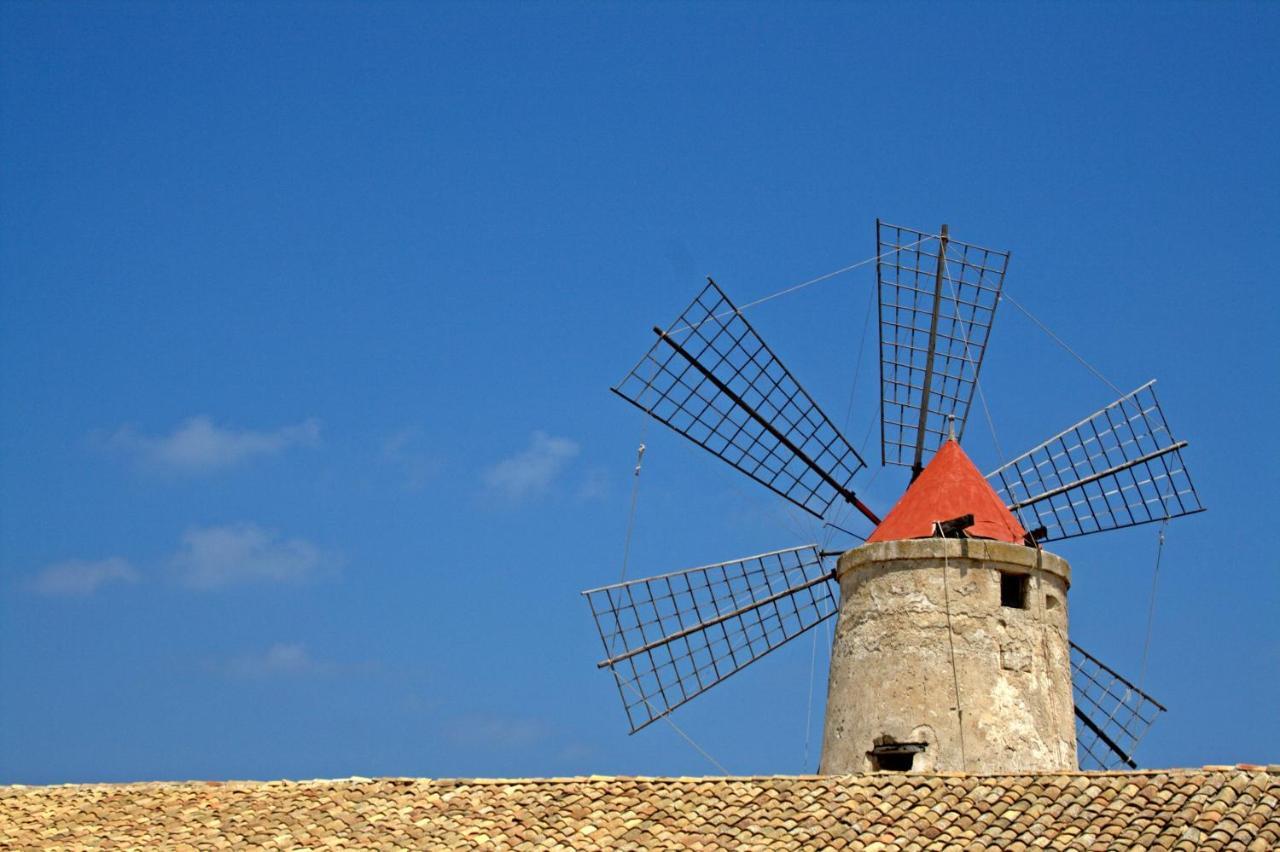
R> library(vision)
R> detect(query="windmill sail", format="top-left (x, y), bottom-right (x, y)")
top-left (1070, 641), bottom-right (1166, 770)
top-left (583, 545), bottom-right (837, 733)
top-left (877, 220), bottom-right (1009, 474)
top-left (613, 279), bottom-right (876, 522)
top-left (987, 381), bottom-right (1204, 542)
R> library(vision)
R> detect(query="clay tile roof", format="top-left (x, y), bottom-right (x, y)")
top-left (3, 767), bottom-right (1278, 849)
top-left (868, 439), bottom-right (1027, 544)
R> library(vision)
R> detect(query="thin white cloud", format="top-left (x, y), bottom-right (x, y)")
top-left (557, 742), bottom-right (597, 762)
top-left (576, 467), bottom-right (610, 501)
top-left (106, 416), bottom-right (320, 473)
top-left (482, 431), bottom-right (579, 500)
top-left (225, 643), bottom-right (324, 678)
top-left (381, 427), bottom-right (438, 491)
top-left (28, 557), bottom-right (139, 596)
top-left (170, 523), bottom-right (335, 590)
top-left (444, 714), bottom-right (549, 749)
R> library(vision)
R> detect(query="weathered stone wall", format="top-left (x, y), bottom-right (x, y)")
top-left (819, 538), bottom-right (1076, 774)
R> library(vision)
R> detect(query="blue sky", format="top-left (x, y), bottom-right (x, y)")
top-left (1, 2), bottom-right (1277, 784)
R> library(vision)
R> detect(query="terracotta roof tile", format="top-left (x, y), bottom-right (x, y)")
top-left (2, 768), bottom-right (1277, 850)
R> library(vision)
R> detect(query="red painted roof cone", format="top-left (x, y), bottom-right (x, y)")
top-left (867, 439), bottom-right (1027, 544)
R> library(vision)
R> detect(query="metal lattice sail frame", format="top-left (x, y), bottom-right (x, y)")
top-left (584, 546), bottom-right (1168, 769)
top-left (583, 546), bottom-right (838, 733)
top-left (589, 222), bottom-right (1191, 766)
top-left (987, 381), bottom-right (1205, 541)
top-left (613, 279), bottom-right (877, 523)
top-left (1070, 641), bottom-right (1167, 770)
top-left (877, 220), bottom-right (1009, 475)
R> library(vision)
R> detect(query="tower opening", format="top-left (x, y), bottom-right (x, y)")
top-left (1000, 571), bottom-right (1029, 609)
top-left (868, 741), bottom-right (926, 772)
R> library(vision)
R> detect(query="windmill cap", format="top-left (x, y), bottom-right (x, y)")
top-left (867, 439), bottom-right (1028, 544)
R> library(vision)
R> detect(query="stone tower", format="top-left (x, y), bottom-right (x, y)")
top-left (819, 440), bottom-right (1077, 774)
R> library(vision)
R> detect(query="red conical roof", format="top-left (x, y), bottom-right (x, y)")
top-left (867, 439), bottom-right (1027, 544)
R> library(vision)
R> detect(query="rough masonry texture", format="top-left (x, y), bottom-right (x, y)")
top-left (821, 538), bottom-right (1075, 774)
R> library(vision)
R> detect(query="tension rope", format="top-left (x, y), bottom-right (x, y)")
top-left (1001, 291), bottom-right (1123, 396)
top-left (802, 594), bottom-right (829, 772)
top-left (668, 238), bottom-right (929, 336)
top-left (617, 420), bottom-right (648, 585)
top-left (624, 681), bottom-right (731, 775)
top-left (940, 543), bottom-right (969, 771)
top-left (612, 422), bottom-right (730, 775)
top-left (940, 257), bottom-right (1037, 533)
top-left (1138, 521), bottom-right (1169, 693)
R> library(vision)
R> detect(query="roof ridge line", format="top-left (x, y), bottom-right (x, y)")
top-left (6, 765), bottom-right (1274, 791)
top-left (396, 765), bottom-right (1277, 784)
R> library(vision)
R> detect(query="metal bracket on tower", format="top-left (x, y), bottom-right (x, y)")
top-left (932, 514), bottom-right (974, 539)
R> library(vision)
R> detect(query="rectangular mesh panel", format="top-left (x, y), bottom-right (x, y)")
top-left (1071, 641), bottom-right (1166, 770)
top-left (583, 546), bottom-right (837, 734)
top-left (987, 381), bottom-right (1204, 541)
top-left (877, 221), bottom-right (1008, 468)
top-left (613, 279), bottom-right (866, 519)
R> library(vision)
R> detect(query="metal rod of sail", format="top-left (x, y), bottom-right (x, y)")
top-left (596, 569), bottom-right (836, 669)
top-left (1071, 640), bottom-right (1167, 711)
top-left (651, 326), bottom-right (882, 526)
top-left (1006, 441), bottom-right (1190, 512)
top-left (1073, 706), bottom-right (1138, 769)
top-left (911, 224), bottom-right (949, 482)
top-left (876, 218), bottom-right (888, 468)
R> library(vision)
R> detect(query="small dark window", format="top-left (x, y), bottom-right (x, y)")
top-left (871, 750), bottom-right (915, 772)
top-left (868, 741), bottom-right (926, 772)
top-left (1000, 571), bottom-right (1028, 609)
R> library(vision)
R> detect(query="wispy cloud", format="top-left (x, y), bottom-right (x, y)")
top-left (28, 557), bottom-right (139, 596)
top-left (224, 643), bottom-right (325, 678)
top-left (105, 416), bottom-right (320, 473)
top-left (170, 523), bottom-right (336, 590)
top-left (576, 467), bottom-right (611, 501)
top-left (482, 431), bottom-right (579, 501)
top-left (444, 714), bottom-right (549, 749)
top-left (556, 742), bottom-right (597, 763)
top-left (381, 427), bottom-right (439, 491)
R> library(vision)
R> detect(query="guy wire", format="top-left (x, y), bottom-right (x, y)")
top-left (1002, 290), bottom-right (1123, 396)
top-left (1138, 520), bottom-right (1168, 692)
top-left (624, 681), bottom-right (730, 775)
top-left (940, 542), bottom-right (968, 771)
top-left (667, 238), bottom-right (928, 336)
top-left (802, 594), bottom-right (827, 772)
top-left (618, 419), bottom-right (648, 584)
top-left (940, 257), bottom-right (1032, 532)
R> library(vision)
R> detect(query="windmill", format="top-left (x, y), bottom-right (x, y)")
top-left (581, 221), bottom-right (1203, 773)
